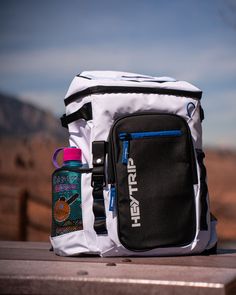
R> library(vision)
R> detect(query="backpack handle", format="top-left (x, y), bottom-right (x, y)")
top-left (121, 75), bottom-right (176, 83)
top-left (78, 71), bottom-right (176, 83)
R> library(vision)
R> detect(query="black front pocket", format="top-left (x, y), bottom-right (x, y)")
top-left (109, 113), bottom-right (197, 251)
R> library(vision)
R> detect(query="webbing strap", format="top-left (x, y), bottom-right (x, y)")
top-left (197, 150), bottom-right (208, 231)
top-left (60, 102), bottom-right (92, 128)
top-left (92, 141), bottom-right (107, 235)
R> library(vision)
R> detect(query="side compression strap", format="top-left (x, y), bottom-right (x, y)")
top-left (197, 149), bottom-right (208, 231)
top-left (92, 141), bottom-right (107, 235)
top-left (60, 102), bottom-right (92, 128)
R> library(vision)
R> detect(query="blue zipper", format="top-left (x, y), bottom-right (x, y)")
top-left (119, 130), bottom-right (183, 164)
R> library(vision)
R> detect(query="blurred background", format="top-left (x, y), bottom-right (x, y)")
top-left (0, 0), bottom-right (235, 247)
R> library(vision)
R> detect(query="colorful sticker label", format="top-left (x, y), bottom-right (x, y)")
top-left (51, 170), bottom-right (83, 236)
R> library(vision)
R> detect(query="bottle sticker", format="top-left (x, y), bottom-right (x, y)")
top-left (52, 171), bottom-right (83, 236)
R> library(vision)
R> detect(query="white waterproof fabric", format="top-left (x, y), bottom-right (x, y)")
top-left (51, 71), bottom-right (217, 257)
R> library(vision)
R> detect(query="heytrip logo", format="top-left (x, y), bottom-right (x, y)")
top-left (127, 158), bottom-right (141, 227)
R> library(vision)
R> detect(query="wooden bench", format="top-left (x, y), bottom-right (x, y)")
top-left (0, 241), bottom-right (235, 294)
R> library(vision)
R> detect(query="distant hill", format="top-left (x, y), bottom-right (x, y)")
top-left (0, 92), bottom-right (67, 140)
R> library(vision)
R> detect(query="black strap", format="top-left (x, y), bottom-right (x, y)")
top-left (200, 105), bottom-right (205, 122)
top-left (197, 150), bottom-right (208, 231)
top-left (60, 102), bottom-right (92, 128)
top-left (201, 243), bottom-right (217, 255)
top-left (92, 141), bottom-right (107, 235)
top-left (55, 166), bottom-right (93, 173)
top-left (65, 85), bottom-right (202, 106)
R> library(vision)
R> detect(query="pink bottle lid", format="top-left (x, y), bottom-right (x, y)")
top-left (63, 148), bottom-right (82, 162)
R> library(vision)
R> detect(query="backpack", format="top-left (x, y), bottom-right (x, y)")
top-left (50, 70), bottom-right (217, 257)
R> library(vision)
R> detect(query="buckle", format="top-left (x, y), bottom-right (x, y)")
top-left (91, 174), bottom-right (106, 188)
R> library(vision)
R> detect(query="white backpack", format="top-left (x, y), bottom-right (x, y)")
top-left (50, 71), bottom-right (217, 257)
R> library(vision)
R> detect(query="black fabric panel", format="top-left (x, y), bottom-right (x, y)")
top-left (109, 113), bottom-right (197, 251)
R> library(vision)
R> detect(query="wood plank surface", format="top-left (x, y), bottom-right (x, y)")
top-left (0, 241), bottom-right (236, 295)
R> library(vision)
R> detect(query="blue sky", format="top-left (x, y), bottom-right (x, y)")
top-left (0, 0), bottom-right (236, 148)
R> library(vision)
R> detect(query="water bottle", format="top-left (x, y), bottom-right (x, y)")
top-left (51, 147), bottom-right (83, 237)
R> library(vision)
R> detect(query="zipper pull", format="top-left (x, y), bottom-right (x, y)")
top-left (122, 140), bottom-right (129, 164)
top-left (119, 133), bottom-right (129, 164)
top-left (109, 185), bottom-right (116, 212)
